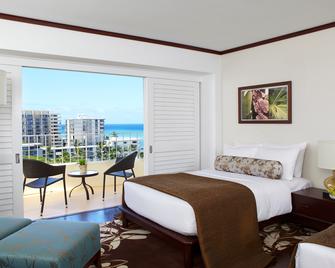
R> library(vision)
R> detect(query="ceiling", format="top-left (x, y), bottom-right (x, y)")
top-left (0, 0), bottom-right (334, 52)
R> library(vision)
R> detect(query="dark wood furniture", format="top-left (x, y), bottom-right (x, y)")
top-left (292, 187), bottom-right (335, 230)
top-left (120, 205), bottom-right (198, 268)
top-left (103, 151), bottom-right (137, 200)
top-left (120, 204), bottom-right (285, 268)
top-left (23, 159), bottom-right (67, 216)
top-left (68, 170), bottom-right (98, 200)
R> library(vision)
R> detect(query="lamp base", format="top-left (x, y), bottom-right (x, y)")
top-left (324, 172), bottom-right (335, 199)
top-left (323, 191), bottom-right (335, 200)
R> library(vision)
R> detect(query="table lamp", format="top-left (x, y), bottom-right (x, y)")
top-left (318, 140), bottom-right (335, 199)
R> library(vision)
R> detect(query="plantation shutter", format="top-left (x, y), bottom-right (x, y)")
top-left (145, 78), bottom-right (200, 174)
top-left (0, 65), bottom-right (23, 216)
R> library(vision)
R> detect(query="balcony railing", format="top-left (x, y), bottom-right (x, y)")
top-left (22, 132), bottom-right (144, 164)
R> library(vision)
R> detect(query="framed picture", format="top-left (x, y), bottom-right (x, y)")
top-left (238, 81), bottom-right (292, 124)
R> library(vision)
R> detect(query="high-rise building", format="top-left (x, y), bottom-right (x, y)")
top-left (66, 116), bottom-right (105, 146)
top-left (22, 110), bottom-right (62, 147)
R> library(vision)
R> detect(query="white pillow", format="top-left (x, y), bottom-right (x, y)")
top-left (255, 146), bottom-right (300, 180)
top-left (263, 143), bottom-right (307, 177)
top-left (235, 143), bottom-right (263, 148)
top-left (223, 144), bottom-right (259, 158)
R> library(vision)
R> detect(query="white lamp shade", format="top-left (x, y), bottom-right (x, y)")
top-left (318, 140), bottom-right (335, 170)
top-left (0, 70), bottom-right (7, 105)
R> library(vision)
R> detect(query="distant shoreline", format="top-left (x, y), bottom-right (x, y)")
top-left (60, 123), bottom-right (144, 137)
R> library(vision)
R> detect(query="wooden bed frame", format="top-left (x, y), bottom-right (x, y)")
top-left (120, 205), bottom-right (289, 268)
top-left (120, 205), bottom-right (198, 268)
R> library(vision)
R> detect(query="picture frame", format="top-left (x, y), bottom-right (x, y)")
top-left (238, 81), bottom-right (292, 124)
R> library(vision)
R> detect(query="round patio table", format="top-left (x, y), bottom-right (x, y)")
top-left (68, 170), bottom-right (99, 200)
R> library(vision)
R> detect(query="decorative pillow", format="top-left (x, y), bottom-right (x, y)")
top-left (223, 144), bottom-right (260, 158)
top-left (215, 155), bottom-right (283, 180)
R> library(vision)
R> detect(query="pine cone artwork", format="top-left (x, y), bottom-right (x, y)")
top-left (252, 90), bottom-right (269, 119)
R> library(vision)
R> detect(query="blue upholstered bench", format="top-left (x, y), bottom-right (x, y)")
top-left (0, 217), bottom-right (32, 240)
top-left (0, 218), bottom-right (101, 268)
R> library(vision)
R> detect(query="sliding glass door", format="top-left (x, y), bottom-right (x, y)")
top-left (0, 65), bottom-right (23, 216)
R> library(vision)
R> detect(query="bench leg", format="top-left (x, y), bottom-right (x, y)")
top-left (93, 251), bottom-right (102, 268)
top-left (183, 244), bottom-right (193, 268)
top-left (86, 250), bottom-right (101, 268)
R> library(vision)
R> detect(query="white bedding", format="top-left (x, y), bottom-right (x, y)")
top-left (295, 243), bottom-right (335, 268)
top-left (124, 169), bottom-right (311, 235)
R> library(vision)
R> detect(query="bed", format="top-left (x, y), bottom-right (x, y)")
top-left (121, 143), bottom-right (310, 267)
top-left (290, 223), bottom-right (335, 268)
top-left (124, 169), bottom-right (311, 235)
top-left (294, 243), bottom-right (335, 268)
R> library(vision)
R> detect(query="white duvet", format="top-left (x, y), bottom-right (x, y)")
top-left (295, 243), bottom-right (335, 268)
top-left (124, 169), bottom-right (311, 235)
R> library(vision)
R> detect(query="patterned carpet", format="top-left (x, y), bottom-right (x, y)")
top-left (260, 222), bottom-right (316, 255)
top-left (91, 219), bottom-right (317, 268)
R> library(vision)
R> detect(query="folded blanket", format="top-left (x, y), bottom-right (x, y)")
top-left (125, 173), bottom-right (273, 268)
top-left (289, 224), bottom-right (335, 268)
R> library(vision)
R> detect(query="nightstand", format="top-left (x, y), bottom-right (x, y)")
top-left (291, 187), bottom-right (335, 230)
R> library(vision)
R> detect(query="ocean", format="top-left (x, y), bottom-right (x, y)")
top-left (105, 123), bottom-right (144, 138)
top-left (61, 123), bottom-right (144, 138)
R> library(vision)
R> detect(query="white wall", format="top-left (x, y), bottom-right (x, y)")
top-left (3, 18), bottom-right (333, 188)
top-left (0, 20), bottom-right (219, 74)
top-left (0, 19), bottom-right (223, 170)
top-left (221, 27), bottom-right (335, 188)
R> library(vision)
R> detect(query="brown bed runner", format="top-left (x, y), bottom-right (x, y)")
top-left (126, 173), bottom-right (272, 268)
top-left (289, 224), bottom-right (335, 268)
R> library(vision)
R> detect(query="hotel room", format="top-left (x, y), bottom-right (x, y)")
top-left (0, 1), bottom-right (334, 267)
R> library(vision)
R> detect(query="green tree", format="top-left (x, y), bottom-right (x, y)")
top-left (62, 150), bottom-right (71, 163)
top-left (74, 141), bottom-right (85, 162)
top-left (96, 142), bottom-right (109, 160)
top-left (109, 147), bottom-right (117, 159)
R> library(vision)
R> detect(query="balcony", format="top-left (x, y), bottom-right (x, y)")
top-left (22, 132), bottom-right (144, 219)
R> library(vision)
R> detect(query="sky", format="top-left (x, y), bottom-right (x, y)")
top-left (22, 67), bottom-right (144, 124)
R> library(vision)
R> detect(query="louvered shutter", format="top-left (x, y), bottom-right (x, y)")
top-left (145, 78), bottom-right (200, 174)
top-left (0, 65), bottom-right (23, 216)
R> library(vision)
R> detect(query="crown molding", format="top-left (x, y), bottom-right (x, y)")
top-left (0, 13), bottom-right (221, 55)
top-left (220, 21), bottom-right (335, 55)
top-left (0, 13), bottom-right (334, 56)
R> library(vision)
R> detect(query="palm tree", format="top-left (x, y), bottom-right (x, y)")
top-left (44, 146), bottom-right (52, 163)
top-left (62, 150), bottom-right (70, 163)
top-left (269, 87), bottom-right (288, 119)
top-left (74, 140), bottom-right (84, 162)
